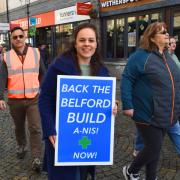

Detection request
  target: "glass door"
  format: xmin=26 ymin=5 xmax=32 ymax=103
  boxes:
xmin=106 ymin=19 xmax=115 ymax=58
xmin=116 ymin=18 xmax=125 ymax=58
xmin=173 ymin=12 xmax=180 ymax=59
xmin=138 ymin=15 xmax=149 ymax=40
xmin=36 ymin=27 xmax=52 ymax=63
xmin=127 ymin=16 xmax=136 ymax=57
xmin=55 ymin=23 xmax=73 ymax=56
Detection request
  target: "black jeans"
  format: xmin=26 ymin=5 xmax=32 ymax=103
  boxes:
xmin=129 ymin=123 xmax=166 ymax=180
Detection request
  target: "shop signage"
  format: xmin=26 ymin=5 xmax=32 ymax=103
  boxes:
xmin=55 ymin=6 xmax=90 ymax=25
xmin=100 ymin=0 xmax=160 ymax=12
xmin=55 ymin=75 xmax=116 ymax=166
xmin=30 ymin=17 xmax=37 ymax=26
xmin=101 ymin=0 xmax=139 ymax=8
xmin=10 ymin=23 xmax=20 ymax=30
xmin=11 ymin=11 xmax=55 ymax=30
xmin=76 ymin=2 xmax=93 ymax=15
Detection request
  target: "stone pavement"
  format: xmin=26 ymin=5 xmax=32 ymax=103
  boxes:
xmin=0 ymin=98 xmax=180 ymax=180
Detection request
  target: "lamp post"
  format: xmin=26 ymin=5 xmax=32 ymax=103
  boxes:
xmin=6 ymin=0 xmax=10 ymax=23
xmin=26 ymin=0 xmax=30 ymax=43
xmin=6 ymin=0 xmax=10 ymax=48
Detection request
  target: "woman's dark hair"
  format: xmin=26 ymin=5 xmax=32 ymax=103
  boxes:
xmin=63 ymin=23 xmax=104 ymax=76
xmin=139 ymin=22 xmax=167 ymax=51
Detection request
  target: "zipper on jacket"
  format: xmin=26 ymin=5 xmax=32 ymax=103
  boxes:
xmin=22 ymin=65 xmax=26 ymax=98
xmin=162 ymin=53 xmax=175 ymax=125
xmin=18 ymin=54 xmax=26 ymax=98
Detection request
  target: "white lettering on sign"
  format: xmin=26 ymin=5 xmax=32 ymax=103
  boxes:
xmin=73 ymin=127 xmax=99 ymax=135
xmin=101 ymin=0 xmax=139 ymax=8
xmin=59 ymin=10 xmax=76 ymax=18
xmin=67 ymin=113 xmax=106 ymax=123
xmin=36 ymin=18 xmax=41 ymax=25
xmin=61 ymin=98 xmax=111 ymax=108
xmin=73 ymin=152 xmax=97 ymax=159
xmin=19 ymin=17 xmax=41 ymax=28
xmin=20 ymin=21 xmax=28 ymax=28
xmin=61 ymin=84 xmax=89 ymax=93
xmin=93 ymin=85 xmax=111 ymax=94
xmin=55 ymin=6 xmax=90 ymax=25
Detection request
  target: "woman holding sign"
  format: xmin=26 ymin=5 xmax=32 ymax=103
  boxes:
xmin=39 ymin=23 xmax=117 ymax=180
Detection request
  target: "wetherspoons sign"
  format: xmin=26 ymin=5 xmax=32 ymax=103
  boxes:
xmin=100 ymin=0 xmax=140 ymax=8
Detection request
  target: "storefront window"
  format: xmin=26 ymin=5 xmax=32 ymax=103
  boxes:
xmin=173 ymin=12 xmax=180 ymax=59
xmin=128 ymin=17 xmax=136 ymax=56
xmin=55 ymin=23 xmax=73 ymax=55
xmin=55 ymin=21 xmax=89 ymax=57
xmin=0 ymin=32 xmax=9 ymax=49
xmin=36 ymin=27 xmax=52 ymax=62
xmin=138 ymin=15 xmax=149 ymax=39
xmin=103 ymin=12 xmax=162 ymax=61
xmin=151 ymin=13 xmax=162 ymax=23
xmin=36 ymin=27 xmax=52 ymax=45
xmin=116 ymin=18 xmax=125 ymax=58
xmin=106 ymin=20 xmax=115 ymax=58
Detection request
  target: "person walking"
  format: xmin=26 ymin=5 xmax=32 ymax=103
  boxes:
xmin=0 ymin=26 xmax=46 ymax=171
xmin=169 ymin=36 xmax=180 ymax=68
xmin=39 ymin=44 xmax=50 ymax=70
xmin=133 ymin=36 xmax=180 ymax=159
xmin=121 ymin=22 xmax=180 ymax=180
xmin=38 ymin=23 xmax=117 ymax=180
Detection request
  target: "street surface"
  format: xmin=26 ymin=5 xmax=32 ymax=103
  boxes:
xmin=0 ymin=89 xmax=180 ymax=179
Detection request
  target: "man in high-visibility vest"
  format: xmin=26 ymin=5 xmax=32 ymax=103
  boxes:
xmin=0 ymin=26 xmax=46 ymax=172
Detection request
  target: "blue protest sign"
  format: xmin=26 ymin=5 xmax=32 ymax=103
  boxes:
xmin=55 ymin=75 xmax=116 ymax=166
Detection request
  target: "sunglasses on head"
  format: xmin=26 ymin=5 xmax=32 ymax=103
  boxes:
xmin=12 ymin=35 xmax=24 ymax=40
xmin=157 ymin=30 xmax=168 ymax=35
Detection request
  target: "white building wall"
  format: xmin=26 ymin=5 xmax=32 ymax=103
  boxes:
xmin=0 ymin=0 xmax=6 ymax=13
xmin=0 ymin=0 xmax=38 ymax=13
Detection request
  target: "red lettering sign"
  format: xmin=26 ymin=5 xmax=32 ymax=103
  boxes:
xmin=76 ymin=2 xmax=93 ymax=15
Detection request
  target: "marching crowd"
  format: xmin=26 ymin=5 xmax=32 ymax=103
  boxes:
xmin=0 ymin=21 xmax=180 ymax=180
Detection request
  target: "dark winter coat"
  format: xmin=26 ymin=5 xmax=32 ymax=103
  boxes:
xmin=39 ymin=54 xmax=109 ymax=180
xmin=121 ymin=48 xmax=180 ymax=128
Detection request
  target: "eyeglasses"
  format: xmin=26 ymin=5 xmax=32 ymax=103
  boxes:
xmin=157 ymin=30 xmax=168 ymax=35
xmin=12 ymin=35 xmax=24 ymax=40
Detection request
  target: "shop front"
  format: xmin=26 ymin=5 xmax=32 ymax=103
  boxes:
xmin=99 ymin=0 xmax=180 ymax=63
xmin=54 ymin=5 xmax=90 ymax=56
xmin=0 ymin=23 xmax=10 ymax=49
xmin=10 ymin=4 xmax=91 ymax=61
xmin=11 ymin=11 xmax=55 ymax=60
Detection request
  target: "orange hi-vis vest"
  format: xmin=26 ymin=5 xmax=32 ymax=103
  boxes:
xmin=4 ymin=47 xmax=40 ymax=99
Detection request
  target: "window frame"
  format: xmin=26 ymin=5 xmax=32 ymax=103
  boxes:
xmin=101 ymin=10 xmax=163 ymax=62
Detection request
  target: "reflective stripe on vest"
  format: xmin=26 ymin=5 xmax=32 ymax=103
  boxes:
xmin=4 ymin=47 xmax=40 ymax=99
xmin=8 ymin=88 xmax=39 ymax=95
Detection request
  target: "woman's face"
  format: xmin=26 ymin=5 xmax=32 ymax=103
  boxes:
xmin=151 ymin=26 xmax=169 ymax=49
xmin=169 ymin=38 xmax=176 ymax=52
xmin=75 ymin=28 xmax=97 ymax=64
